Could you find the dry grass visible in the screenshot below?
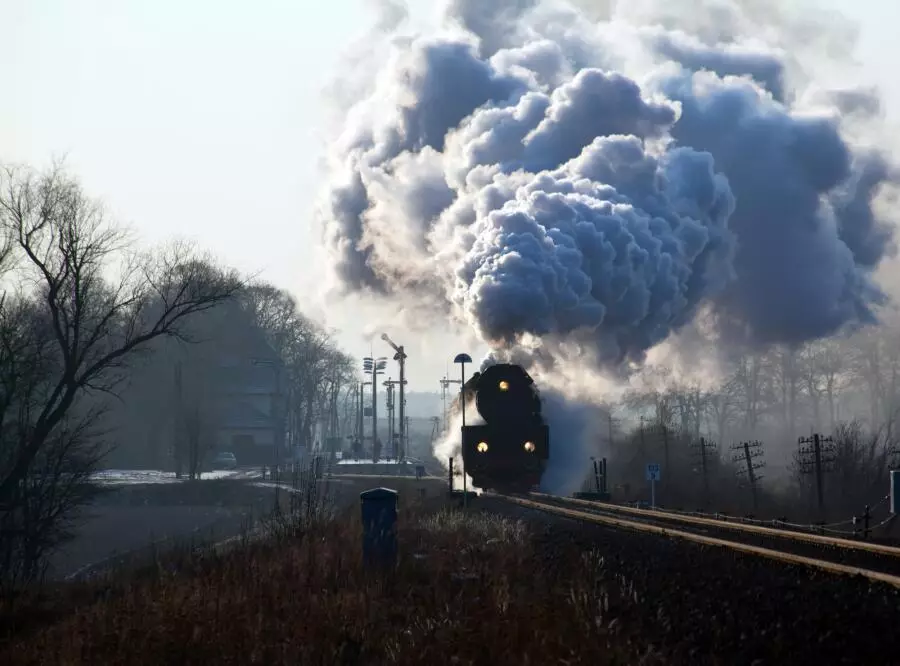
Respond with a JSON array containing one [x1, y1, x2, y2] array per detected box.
[[4, 487, 900, 664], [0, 497, 650, 666]]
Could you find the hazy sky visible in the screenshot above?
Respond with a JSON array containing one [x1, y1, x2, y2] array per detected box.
[[2, 0, 898, 390]]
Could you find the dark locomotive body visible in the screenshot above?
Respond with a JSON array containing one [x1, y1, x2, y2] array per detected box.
[[461, 363, 550, 493]]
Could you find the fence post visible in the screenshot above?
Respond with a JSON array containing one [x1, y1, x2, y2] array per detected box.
[[864, 504, 871, 540], [360, 487, 398, 570], [448, 457, 454, 492]]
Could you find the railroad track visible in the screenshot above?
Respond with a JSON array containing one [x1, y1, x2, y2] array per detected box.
[[500, 492, 900, 588]]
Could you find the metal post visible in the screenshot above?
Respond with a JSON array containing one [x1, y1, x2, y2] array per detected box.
[[174, 361, 183, 479], [357, 382, 364, 458], [651, 477, 656, 509], [813, 433, 824, 514], [453, 353, 472, 507], [385, 379, 394, 459], [699, 436, 709, 508], [592, 458, 601, 493], [372, 366, 378, 463], [448, 456, 454, 492], [460, 362, 467, 507], [398, 346, 405, 461], [380, 335, 407, 461]]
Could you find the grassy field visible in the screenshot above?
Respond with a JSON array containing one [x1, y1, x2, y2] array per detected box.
[[5, 479, 898, 665], [0, 486, 652, 666]]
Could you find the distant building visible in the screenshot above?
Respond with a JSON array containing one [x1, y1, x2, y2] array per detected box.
[[208, 303, 286, 466]]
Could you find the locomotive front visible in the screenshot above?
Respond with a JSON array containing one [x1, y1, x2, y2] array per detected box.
[[460, 363, 550, 493]]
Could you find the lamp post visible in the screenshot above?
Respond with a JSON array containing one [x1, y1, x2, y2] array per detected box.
[[453, 353, 472, 507], [363, 357, 387, 462]]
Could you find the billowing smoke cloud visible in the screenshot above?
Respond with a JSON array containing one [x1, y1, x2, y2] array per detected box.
[[317, 0, 899, 491]]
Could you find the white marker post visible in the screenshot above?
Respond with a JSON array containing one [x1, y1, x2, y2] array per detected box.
[[646, 463, 661, 508]]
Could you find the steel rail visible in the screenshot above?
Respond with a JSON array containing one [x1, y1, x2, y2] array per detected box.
[[504, 494, 900, 589], [529, 492, 900, 557]]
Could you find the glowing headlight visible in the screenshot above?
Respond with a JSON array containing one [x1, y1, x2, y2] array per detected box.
[[523, 441, 535, 452], [477, 441, 489, 453], [498, 380, 509, 391]]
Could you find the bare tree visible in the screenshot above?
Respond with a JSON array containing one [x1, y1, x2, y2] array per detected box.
[[239, 282, 357, 455], [0, 163, 240, 584], [171, 355, 220, 480], [766, 345, 801, 437], [730, 351, 768, 432], [799, 338, 848, 432]]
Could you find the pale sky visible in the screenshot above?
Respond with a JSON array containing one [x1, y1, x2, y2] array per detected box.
[[2, 0, 898, 390]]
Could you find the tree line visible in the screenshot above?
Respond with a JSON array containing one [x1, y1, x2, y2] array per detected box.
[[0, 162, 357, 589], [622, 321, 900, 447], [611, 319, 900, 522]]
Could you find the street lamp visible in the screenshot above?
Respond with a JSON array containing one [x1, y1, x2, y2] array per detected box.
[[454, 352, 473, 507]]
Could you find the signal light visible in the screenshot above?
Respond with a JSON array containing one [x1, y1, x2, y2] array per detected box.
[[524, 441, 535, 452], [477, 441, 489, 453], [498, 380, 509, 391]]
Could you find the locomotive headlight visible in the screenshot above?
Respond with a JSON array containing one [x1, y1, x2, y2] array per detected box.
[[498, 380, 509, 391], [477, 441, 489, 453], [523, 441, 535, 452]]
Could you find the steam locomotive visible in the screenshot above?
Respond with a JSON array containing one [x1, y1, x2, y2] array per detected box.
[[461, 363, 550, 493]]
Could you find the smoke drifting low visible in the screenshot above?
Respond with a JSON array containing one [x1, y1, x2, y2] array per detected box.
[[318, 0, 899, 491]]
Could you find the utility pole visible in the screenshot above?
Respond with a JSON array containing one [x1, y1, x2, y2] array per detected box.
[[731, 440, 766, 511], [383, 378, 407, 459], [691, 436, 717, 508], [358, 380, 373, 460], [357, 382, 363, 455], [174, 361, 183, 479], [798, 433, 836, 518], [384, 378, 395, 459], [381, 334, 408, 460], [397, 348, 406, 460], [440, 376, 461, 433]]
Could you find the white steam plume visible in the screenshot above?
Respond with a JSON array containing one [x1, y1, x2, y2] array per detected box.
[[316, 0, 899, 493]]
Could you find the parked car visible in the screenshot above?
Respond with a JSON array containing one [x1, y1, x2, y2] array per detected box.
[[209, 451, 238, 470]]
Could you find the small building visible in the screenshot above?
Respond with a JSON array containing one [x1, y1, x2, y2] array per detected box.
[[211, 304, 286, 466]]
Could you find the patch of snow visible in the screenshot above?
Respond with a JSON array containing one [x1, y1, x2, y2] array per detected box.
[[90, 468, 258, 485]]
